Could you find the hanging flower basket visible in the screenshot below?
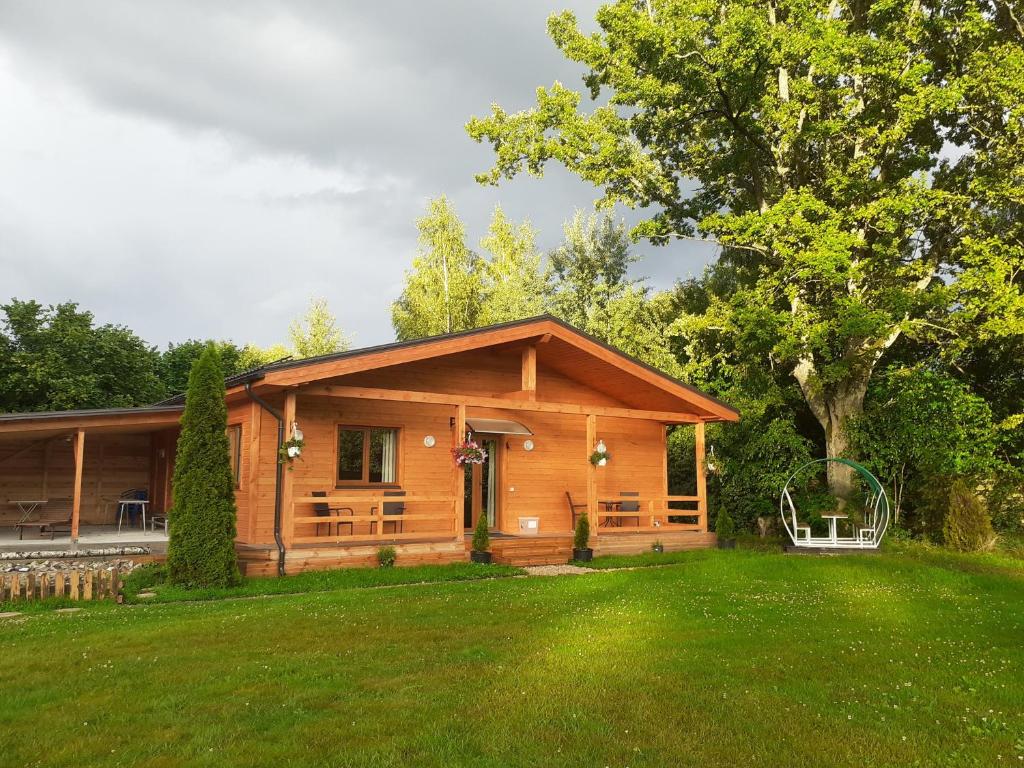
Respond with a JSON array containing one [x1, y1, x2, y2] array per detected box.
[[589, 449, 610, 467], [453, 437, 487, 466], [278, 436, 305, 467]]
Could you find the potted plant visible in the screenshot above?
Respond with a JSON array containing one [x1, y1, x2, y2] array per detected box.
[[278, 435, 305, 468], [572, 512, 593, 561], [715, 507, 736, 549], [651, 540, 664, 553], [589, 439, 610, 467], [470, 513, 492, 564], [453, 435, 487, 466]]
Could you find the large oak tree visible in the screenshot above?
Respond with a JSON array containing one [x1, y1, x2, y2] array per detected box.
[[468, 0, 1023, 497]]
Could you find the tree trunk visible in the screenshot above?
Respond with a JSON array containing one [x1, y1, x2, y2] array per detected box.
[[793, 357, 870, 501]]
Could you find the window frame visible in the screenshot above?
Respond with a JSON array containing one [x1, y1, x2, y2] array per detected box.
[[334, 424, 402, 488], [226, 423, 243, 490]]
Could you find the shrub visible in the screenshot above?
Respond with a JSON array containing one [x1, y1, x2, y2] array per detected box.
[[121, 563, 167, 598], [573, 511, 591, 551], [715, 507, 736, 539], [471, 512, 490, 553], [942, 478, 996, 552], [377, 546, 397, 568], [166, 345, 241, 588]]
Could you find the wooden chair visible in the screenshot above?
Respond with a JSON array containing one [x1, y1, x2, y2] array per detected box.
[[565, 492, 587, 529], [371, 490, 406, 535], [312, 491, 354, 537], [618, 491, 642, 528]]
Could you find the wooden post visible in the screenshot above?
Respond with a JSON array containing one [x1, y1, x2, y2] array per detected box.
[[452, 404, 466, 541], [586, 414, 598, 538], [695, 421, 707, 532], [71, 428, 86, 541], [521, 345, 537, 400], [280, 391, 297, 549], [247, 404, 262, 542]]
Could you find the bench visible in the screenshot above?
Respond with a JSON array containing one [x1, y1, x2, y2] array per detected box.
[[14, 508, 72, 540]]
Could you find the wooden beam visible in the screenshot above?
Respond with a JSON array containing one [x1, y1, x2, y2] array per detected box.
[[586, 414, 598, 541], [301, 384, 700, 424], [695, 421, 707, 533], [70, 429, 85, 541], [0, 410, 182, 436], [452, 404, 465, 541], [521, 345, 537, 399], [280, 392, 297, 549], [247, 402, 262, 543]]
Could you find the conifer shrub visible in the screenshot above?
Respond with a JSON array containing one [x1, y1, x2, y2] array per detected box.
[[715, 507, 736, 539], [471, 511, 490, 553], [573, 511, 591, 551], [942, 478, 995, 552], [166, 345, 241, 587]]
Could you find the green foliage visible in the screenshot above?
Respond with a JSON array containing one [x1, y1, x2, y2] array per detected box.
[[166, 345, 241, 588], [0, 299, 163, 412], [478, 206, 550, 325], [548, 213, 635, 331], [471, 511, 490, 553], [377, 546, 397, 568], [120, 563, 169, 600], [159, 339, 246, 397], [392, 196, 483, 340], [714, 507, 736, 539], [573, 510, 591, 550], [468, 0, 1024, 497], [237, 343, 292, 370], [851, 365, 1000, 533], [938, 479, 995, 553], [289, 297, 351, 358]]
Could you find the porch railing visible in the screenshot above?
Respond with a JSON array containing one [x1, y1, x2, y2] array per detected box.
[[290, 495, 461, 545], [594, 495, 706, 533]]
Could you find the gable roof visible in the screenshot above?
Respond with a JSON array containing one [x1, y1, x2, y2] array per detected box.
[[215, 315, 738, 421]]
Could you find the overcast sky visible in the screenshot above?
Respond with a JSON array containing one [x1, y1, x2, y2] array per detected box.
[[0, 1, 717, 350]]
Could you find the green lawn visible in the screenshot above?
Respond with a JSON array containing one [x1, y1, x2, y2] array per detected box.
[[1, 548, 1021, 767]]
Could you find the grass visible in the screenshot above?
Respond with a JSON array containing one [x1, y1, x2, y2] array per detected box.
[[1, 547, 1022, 767], [119, 561, 526, 604]]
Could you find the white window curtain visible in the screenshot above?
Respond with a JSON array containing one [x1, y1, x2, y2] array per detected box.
[[485, 439, 497, 526], [380, 429, 397, 483]]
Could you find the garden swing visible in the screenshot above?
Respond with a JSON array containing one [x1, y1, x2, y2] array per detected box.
[[780, 458, 890, 549]]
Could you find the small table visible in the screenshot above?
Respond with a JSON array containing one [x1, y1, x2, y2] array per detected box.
[[599, 500, 622, 527], [821, 513, 849, 545], [9, 500, 47, 524], [116, 500, 149, 532]]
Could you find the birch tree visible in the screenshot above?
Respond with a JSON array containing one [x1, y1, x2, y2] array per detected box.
[[392, 196, 482, 341]]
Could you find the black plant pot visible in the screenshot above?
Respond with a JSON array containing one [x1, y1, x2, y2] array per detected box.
[[573, 547, 593, 562], [652, 544, 665, 553], [717, 538, 736, 550], [470, 550, 492, 564]]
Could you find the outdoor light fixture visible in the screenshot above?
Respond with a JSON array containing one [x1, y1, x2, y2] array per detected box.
[[423, 435, 436, 448], [523, 439, 534, 452]]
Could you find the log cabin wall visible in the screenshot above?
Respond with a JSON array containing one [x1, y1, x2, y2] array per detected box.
[[0, 433, 155, 525]]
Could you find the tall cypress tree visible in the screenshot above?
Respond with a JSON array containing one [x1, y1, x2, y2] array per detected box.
[[167, 344, 241, 587]]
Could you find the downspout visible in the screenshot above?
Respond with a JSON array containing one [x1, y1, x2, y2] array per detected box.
[[244, 381, 287, 576]]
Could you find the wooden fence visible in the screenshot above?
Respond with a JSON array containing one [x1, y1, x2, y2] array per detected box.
[[0, 567, 123, 602]]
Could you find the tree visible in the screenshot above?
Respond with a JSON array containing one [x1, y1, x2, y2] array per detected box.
[[289, 298, 351, 358], [159, 340, 246, 397], [392, 196, 482, 340], [166, 345, 241, 587], [467, 0, 1023, 499], [0, 299, 163, 412], [238, 343, 292, 371], [478, 206, 550, 325], [548, 212, 636, 334]]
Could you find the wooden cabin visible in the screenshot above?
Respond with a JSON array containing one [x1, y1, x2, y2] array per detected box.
[[0, 316, 739, 571]]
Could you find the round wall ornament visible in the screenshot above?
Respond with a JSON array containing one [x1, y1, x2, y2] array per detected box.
[[423, 435, 436, 448]]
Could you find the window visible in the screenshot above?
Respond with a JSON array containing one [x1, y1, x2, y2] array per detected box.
[[337, 426, 399, 485], [227, 424, 242, 488]]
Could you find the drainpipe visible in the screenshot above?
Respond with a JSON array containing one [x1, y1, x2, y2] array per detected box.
[[244, 381, 286, 576]]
